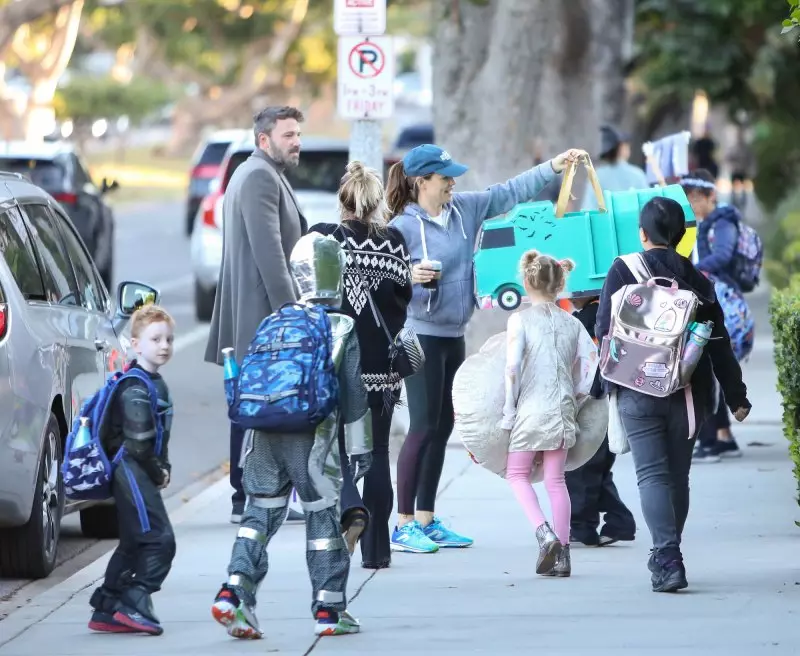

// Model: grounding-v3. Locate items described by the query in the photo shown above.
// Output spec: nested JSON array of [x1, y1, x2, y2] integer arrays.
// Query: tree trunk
[[11, 0, 84, 141], [432, 0, 635, 191], [0, 0, 76, 55]]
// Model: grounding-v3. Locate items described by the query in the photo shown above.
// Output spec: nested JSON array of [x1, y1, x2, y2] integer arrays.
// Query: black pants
[[338, 420, 368, 526], [230, 422, 245, 505], [360, 402, 395, 565], [565, 437, 636, 543], [397, 335, 465, 515], [698, 386, 729, 448], [96, 459, 176, 605]]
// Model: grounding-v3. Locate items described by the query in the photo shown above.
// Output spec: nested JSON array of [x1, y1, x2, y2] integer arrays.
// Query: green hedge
[[769, 279, 800, 513]]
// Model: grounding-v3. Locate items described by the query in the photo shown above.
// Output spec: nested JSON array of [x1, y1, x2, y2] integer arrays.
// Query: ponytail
[[386, 161, 415, 216]]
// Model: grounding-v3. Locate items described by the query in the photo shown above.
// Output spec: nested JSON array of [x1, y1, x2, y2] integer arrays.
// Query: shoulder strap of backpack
[[618, 252, 652, 284], [119, 368, 164, 454]]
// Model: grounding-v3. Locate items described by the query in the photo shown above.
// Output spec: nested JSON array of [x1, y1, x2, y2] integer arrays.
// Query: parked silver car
[[0, 171, 159, 579]]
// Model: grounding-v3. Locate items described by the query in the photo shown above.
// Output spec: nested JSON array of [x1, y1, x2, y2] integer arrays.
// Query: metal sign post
[[335, 0, 391, 181]]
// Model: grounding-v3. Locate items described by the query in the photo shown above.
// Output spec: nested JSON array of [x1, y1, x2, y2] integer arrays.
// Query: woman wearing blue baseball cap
[[385, 143, 586, 554]]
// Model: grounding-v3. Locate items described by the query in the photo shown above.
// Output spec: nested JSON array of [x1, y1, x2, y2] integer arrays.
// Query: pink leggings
[[506, 450, 570, 545]]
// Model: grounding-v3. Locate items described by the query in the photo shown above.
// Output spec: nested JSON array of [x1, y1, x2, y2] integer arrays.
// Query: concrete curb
[[0, 476, 231, 647]]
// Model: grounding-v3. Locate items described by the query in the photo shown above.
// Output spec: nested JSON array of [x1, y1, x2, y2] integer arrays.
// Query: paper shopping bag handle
[[554, 154, 606, 218]]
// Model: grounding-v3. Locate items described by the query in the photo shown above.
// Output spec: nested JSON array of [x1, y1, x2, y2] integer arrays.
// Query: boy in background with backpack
[[565, 296, 636, 547], [212, 232, 372, 640], [680, 169, 760, 461], [87, 305, 176, 636]]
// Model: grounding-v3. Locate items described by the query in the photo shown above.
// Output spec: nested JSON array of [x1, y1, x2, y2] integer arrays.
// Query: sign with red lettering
[[334, 0, 386, 36], [337, 36, 394, 120]]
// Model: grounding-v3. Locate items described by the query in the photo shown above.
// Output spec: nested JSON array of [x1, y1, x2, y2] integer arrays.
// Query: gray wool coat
[[204, 148, 307, 366]]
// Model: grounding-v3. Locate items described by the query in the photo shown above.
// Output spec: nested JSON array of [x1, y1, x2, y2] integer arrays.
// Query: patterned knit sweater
[[313, 221, 413, 407]]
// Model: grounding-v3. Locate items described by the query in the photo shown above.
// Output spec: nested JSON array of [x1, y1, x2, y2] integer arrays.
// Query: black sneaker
[[692, 444, 721, 464], [708, 438, 742, 459], [648, 548, 688, 593]]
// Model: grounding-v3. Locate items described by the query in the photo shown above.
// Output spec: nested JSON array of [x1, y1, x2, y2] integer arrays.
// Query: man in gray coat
[[204, 106, 308, 522]]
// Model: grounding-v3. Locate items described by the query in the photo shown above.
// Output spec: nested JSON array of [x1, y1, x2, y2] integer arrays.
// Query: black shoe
[[648, 548, 688, 593], [362, 557, 391, 570], [599, 531, 635, 546], [569, 532, 601, 547], [114, 586, 163, 635], [707, 438, 742, 459]]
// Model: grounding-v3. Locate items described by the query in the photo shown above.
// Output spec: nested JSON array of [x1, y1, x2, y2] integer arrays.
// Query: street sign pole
[[335, 0, 390, 181]]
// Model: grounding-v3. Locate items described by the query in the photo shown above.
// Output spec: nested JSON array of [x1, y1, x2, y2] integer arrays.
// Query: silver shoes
[[543, 544, 571, 577], [535, 522, 563, 574]]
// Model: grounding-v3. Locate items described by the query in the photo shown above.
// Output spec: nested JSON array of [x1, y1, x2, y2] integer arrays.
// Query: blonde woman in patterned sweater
[[315, 161, 414, 570]]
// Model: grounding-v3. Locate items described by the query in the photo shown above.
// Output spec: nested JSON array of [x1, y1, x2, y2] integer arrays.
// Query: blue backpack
[[62, 368, 163, 502], [229, 303, 339, 432]]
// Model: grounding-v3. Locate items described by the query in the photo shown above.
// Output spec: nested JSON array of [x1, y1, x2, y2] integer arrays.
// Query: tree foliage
[[784, 0, 800, 39], [54, 75, 173, 125]]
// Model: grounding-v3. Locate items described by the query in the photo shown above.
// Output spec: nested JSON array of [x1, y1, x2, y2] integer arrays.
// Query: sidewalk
[[0, 421, 797, 655]]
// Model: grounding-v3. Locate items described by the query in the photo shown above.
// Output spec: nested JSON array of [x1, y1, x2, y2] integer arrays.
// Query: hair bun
[[559, 258, 576, 273]]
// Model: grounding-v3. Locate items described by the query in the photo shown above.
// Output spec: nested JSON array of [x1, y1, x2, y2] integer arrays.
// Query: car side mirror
[[115, 281, 161, 318], [101, 177, 120, 194]]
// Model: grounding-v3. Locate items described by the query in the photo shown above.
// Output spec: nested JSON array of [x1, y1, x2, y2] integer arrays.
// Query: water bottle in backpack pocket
[[228, 303, 339, 432], [62, 368, 163, 502]]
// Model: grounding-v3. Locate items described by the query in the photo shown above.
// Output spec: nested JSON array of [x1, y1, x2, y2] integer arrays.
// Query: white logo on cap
[[440, 151, 452, 161]]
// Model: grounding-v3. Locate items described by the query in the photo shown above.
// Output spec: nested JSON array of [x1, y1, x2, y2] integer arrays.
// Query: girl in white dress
[[500, 251, 599, 577]]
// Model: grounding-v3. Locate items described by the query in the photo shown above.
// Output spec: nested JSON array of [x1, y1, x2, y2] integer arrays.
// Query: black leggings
[[396, 335, 465, 515], [360, 402, 395, 565]]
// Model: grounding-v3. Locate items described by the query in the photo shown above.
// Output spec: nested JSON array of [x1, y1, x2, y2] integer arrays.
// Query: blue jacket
[[696, 204, 741, 292], [390, 162, 556, 338]]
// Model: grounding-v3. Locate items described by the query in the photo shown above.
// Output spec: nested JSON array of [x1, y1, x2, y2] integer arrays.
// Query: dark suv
[[0, 141, 118, 288]]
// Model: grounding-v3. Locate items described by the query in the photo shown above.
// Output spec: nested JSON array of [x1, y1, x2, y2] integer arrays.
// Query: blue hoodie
[[696, 203, 741, 293], [390, 162, 556, 338]]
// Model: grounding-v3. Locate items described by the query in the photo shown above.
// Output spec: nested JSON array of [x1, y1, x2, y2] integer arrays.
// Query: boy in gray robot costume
[[211, 232, 373, 640]]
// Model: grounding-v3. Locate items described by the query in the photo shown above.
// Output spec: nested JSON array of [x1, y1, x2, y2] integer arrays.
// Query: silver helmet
[[289, 232, 346, 307]]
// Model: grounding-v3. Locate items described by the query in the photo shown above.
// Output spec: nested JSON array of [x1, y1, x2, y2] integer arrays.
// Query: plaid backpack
[[709, 214, 763, 293]]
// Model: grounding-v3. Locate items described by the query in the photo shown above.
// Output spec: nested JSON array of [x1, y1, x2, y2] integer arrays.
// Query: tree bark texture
[[432, 0, 635, 191], [0, 0, 77, 55]]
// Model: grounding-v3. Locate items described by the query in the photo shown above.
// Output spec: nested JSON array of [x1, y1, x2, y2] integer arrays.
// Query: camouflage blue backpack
[[228, 303, 339, 431], [62, 368, 163, 501]]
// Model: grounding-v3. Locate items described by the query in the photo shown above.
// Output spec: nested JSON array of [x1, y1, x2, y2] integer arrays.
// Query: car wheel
[[496, 286, 522, 311], [195, 280, 216, 322], [80, 504, 119, 539], [0, 413, 64, 579]]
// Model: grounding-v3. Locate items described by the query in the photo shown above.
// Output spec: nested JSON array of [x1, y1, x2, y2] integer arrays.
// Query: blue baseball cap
[[402, 144, 469, 178]]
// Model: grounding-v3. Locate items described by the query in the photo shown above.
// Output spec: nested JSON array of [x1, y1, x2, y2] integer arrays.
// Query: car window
[[21, 203, 78, 306], [50, 208, 105, 313], [0, 206, 46, 301], [284, 150, 349, 193], [223, 150, 250, 189], [198, 141, 231, 167], [70, 154, 93, 188], [0, 158, 67, 192]]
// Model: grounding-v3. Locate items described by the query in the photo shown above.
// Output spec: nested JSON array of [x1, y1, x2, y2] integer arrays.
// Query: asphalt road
[[0, 199, 230, 612]]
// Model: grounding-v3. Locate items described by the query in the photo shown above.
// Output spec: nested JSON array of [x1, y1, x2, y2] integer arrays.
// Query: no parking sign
[[337, 35, 394, 120]]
